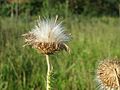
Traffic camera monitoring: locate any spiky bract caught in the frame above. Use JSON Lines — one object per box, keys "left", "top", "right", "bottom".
{"left": 97, "top": 59, "right": 120, "bottom": 90}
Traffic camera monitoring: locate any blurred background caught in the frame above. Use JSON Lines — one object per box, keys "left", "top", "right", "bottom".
{"left": 0, "top": 0, "right": 120, "bottom": 17}
{"left": 0, "top": 0, "right": 120, "bottom": 90}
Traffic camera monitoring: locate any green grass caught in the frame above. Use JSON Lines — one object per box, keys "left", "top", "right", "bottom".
{"left": 0, "top": 16, "right": 120, "bottom": 90}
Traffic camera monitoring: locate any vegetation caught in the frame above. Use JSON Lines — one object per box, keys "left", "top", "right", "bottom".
{"left": 0, "top": 0, "right": 120, "bottom": 17}
{"left": 0, "top": 16, "right": 120, "bottom": 90}
{"left": 0, "top": 0, "right": 120, "bottom": 90}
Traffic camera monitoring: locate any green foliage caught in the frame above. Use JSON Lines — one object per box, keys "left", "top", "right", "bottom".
{"left": 0, "top": 16, "right": 120, "bottom": 90}
{"left": 0, "top": 0, "right": 119, "bottom": 17}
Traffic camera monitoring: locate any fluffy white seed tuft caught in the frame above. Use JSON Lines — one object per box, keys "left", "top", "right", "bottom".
{"left": 22, "top": 17, "right": 70, "bottom": 54}
{"left": 29, "top": 18, "right": 70, "bottom": 43}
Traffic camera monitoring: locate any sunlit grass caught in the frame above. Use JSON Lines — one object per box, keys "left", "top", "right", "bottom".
{"left": 0, "top": 16, "right": 120, "bottom": 90}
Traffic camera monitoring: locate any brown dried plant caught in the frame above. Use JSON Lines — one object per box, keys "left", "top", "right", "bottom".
{"left": 97, "top": 59, "right": 120, "bottom": 90}
{"left": 22, "top": 16, "right": 70, "bottom": 90}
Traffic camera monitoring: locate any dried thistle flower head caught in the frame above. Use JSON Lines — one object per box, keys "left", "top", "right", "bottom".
{"left": 96, "top": 59, "right": 120, "bottom": 90}
{"left": 22, "top": 16, "right": 70, "bottom": 54}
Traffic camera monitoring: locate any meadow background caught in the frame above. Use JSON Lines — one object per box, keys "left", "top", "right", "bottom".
{"left": 0, "top": 0, "right": 120, "bottom": 90}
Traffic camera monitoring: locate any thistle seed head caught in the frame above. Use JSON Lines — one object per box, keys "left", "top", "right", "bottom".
{"left": 22, "top": 16, "right": 70, "bottom": 54}
{"left": 96, "top": 59, "right": 120, "bottom": 90}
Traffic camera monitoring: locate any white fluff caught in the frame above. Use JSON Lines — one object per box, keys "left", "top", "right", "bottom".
{"left": 30, "top": 18, "right": 70, "bottom": 43}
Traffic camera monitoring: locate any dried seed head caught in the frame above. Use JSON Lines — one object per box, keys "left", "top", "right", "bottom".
{"left": 96, "top": 59, "right": 120, "bottom": 90}
{"left": 22, "top": 16, "right": 70, "bottom": 54}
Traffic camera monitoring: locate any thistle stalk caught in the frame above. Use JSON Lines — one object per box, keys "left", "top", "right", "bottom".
{"left": 46, "top": 54, "right": 50, "bottom": 90}
{"left": 22, "top": 17, "right": 70, "bottom": 90}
